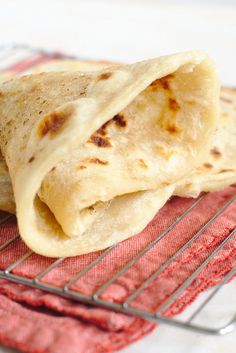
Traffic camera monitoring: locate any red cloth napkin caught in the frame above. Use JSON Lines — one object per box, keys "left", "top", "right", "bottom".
{"left": 0, "top": 186, "right": 236, "bottom": 353}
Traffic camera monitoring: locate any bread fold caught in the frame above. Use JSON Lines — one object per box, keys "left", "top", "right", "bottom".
{"left": 0, "top": 51, "right": 220, "bottom": 256}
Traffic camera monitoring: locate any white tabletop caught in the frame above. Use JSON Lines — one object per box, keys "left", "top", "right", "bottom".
{"left": 0, "top": 1, "right": 236, "bottom": 352}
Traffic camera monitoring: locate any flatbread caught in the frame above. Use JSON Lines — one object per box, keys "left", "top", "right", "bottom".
{"left": 0, "top": 59, "right": 114, "bottom": 214}
{"left": 0, "top": 151, "right": 15, "bottom": 213}
{"left": 176, "top": 87, "right": 236, "bottom": 196}
{"left": 0, "top": 51, "right": 219, "bottom": 256}
{"left": 25, "top": 59, "right": 236, "bottom": 196}
{"left": 26, "top": 59, "right": 117, "bottom": 74}
{"left": 2, "top": 87, "right": 235, "bottom": 213}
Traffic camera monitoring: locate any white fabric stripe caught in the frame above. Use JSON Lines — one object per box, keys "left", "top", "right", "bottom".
{"left": 0, "top": 47, "right": 37, "bottom": 71}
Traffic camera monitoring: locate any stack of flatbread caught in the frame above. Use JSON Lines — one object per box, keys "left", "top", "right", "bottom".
{"left": 0, "top": 51, "right": 235, "bottom": 257}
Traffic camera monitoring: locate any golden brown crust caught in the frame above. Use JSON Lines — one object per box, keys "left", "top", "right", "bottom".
{"left": 38, "top": 109, "right": 72, "bottom": 138}
{"left": 112, "top": 114, "right": 127, "bottom": 128}
{"left": 98, "top": 72, "right": 113, "bottom": 80}
{"left": 169, "top": 98, "right": 180, "bottom": 111}
{"left": 203, "top": 163, "right": 213, "bottom": 169}
{"left": 88, "top": 134, "right": 112, "bottom": 148}
{"left": 210, "top": 147, "right": 222, "bottom": 159}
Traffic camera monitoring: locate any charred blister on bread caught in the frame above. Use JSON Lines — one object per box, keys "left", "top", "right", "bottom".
{"left": 203, "top": 163, "right": 213, "bottom": 169}
{"left": 77, "top": 165, "right": 87, "bottom": 170}
{"left": 96, "top": 121, "right": 110, "bottom": 136}
{"left": 164, "top": 122, "right": 180, "bottom": 135}
{"left": 219, "top": 168, "right": 235, "bottom": 173}
{"left": 210, "top": 147, "right": 222, "bottom": 159}
{"left": 88, "top": 113, "right": 127, "bottom": 148}
{"left": 28, "top": 156, "right": 35, "bottom": 163}
{"left": 159, "top": 75, "right": 174, "bottom": 89}
{"left": 150, "top": 74, "right": 174, "bottom": 91}
{"left": 88, "top": 134, "right": 112, "bottom": 148}
{"left": 94, "top": 113, "right": 127, "bottom": 139}
{"left": 82, "top": 157, "right": 108, "bottom": 166}
{"left": 38, "top": 108, "right": 73, "bottom": 138}
{"left": 112, "top": 114, "right": 127, "bottom": 128}
{"left": 98, "top": 72, "right": 113, "bottom": 81}
{"left": 169, "top": 98, "right": 180, "bottom": 111}
{"left": 77, "top": 157, "right": 109, "bottom": 171}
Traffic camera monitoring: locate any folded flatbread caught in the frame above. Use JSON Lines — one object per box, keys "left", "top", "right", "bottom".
{"left": 0, "top": 51, "right": 219, "bottom": 256}
{"left": 0, "top": 151, "right": 15, "bottom": 213}
{"left": 30, "top": 59, "right": 236, "bottom": 196}
{"left": 176, "top": 87, "right": 236, "bottom": 196}
{"left": 1, "top": 87, "right": 235, "bottom": 213}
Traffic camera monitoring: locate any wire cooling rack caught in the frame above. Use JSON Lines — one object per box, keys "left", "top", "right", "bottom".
{"left": 0, "top": 44, "right": 236, "bottom": 336}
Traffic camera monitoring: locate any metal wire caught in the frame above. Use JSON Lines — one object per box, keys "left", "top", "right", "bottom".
{"left": 0, "top": 45, "right": 235, "bottom": 336}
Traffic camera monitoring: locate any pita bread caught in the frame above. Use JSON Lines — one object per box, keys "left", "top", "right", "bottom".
{"left": 0, "top": 51, "right": 219, "bottom": 256}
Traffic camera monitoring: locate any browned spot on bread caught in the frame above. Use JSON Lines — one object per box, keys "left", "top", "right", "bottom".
{"left": 38, "top": 109, "right": 71, "bottom": 138}
{"left": 98, "top": 72, "right": 112, "bottom": 80}
{"left": 0, "top": 91, "right": 3, "bottom": 98}
{"left": 6, "top": 120, "right": 13, "bottom": 126}
{"left": 159, "top": 79, "right": 169, "bottom": 90}
{"left": 113, "top": 114, "right": 127, "bottom": 128}
{"left": 162, "top": 181, "right": 170, "bottom": 186}
{"left": 96, "top": 126, "right": 106, "bottom": 136}
{"left": 88, "top": 135, "right": 112, "bottom": 148}
{"left": 50, "top": 166, "right": 56, "bottom": 172}
{"left": 210, "top": 147, "right": 221, "bottom": 159}
{"left": 204, "top": 163, "right": 213, "bottom": 169}
{"left": 138, "top": 159, "right": 148, "bottom": 169}
{"left": 78, "top": 165, "right": 87, "bottom": 170}
{"left": 85, "top": 157, "right": 108, "bottom": 165}
{"left": 4, "top": 164, "right": 8, "bottom": 172}
{"left": 95, "top": 114, "right": 127, "bottom": 135}
{"left": 169, "top": 98, "right": 180, "bottom": 111}
{"left": 150, "top": 79, "right": 159, "bottom": 88}
{"left": 88, "top": 205, "right": 94, "bottom": 211}
{"left": 96, "top": 121, "right": 110, "bottom": 136}
{"left": 28, "top": 156, "right": 35, "bottom": 163}
{"left": 219, "top": 168, "right": 234, "bottom": 173}
{"left": 159, "top": 75, "right": 173, "bottom": 89}
{"left": 165, "top": 123, "right": 179, "bottom": 134}
{"left": 151, "top": 74, "right": 173, "bottom": 90}
{"left": 185, "top": 183, "right": 193, "bottom": 188}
